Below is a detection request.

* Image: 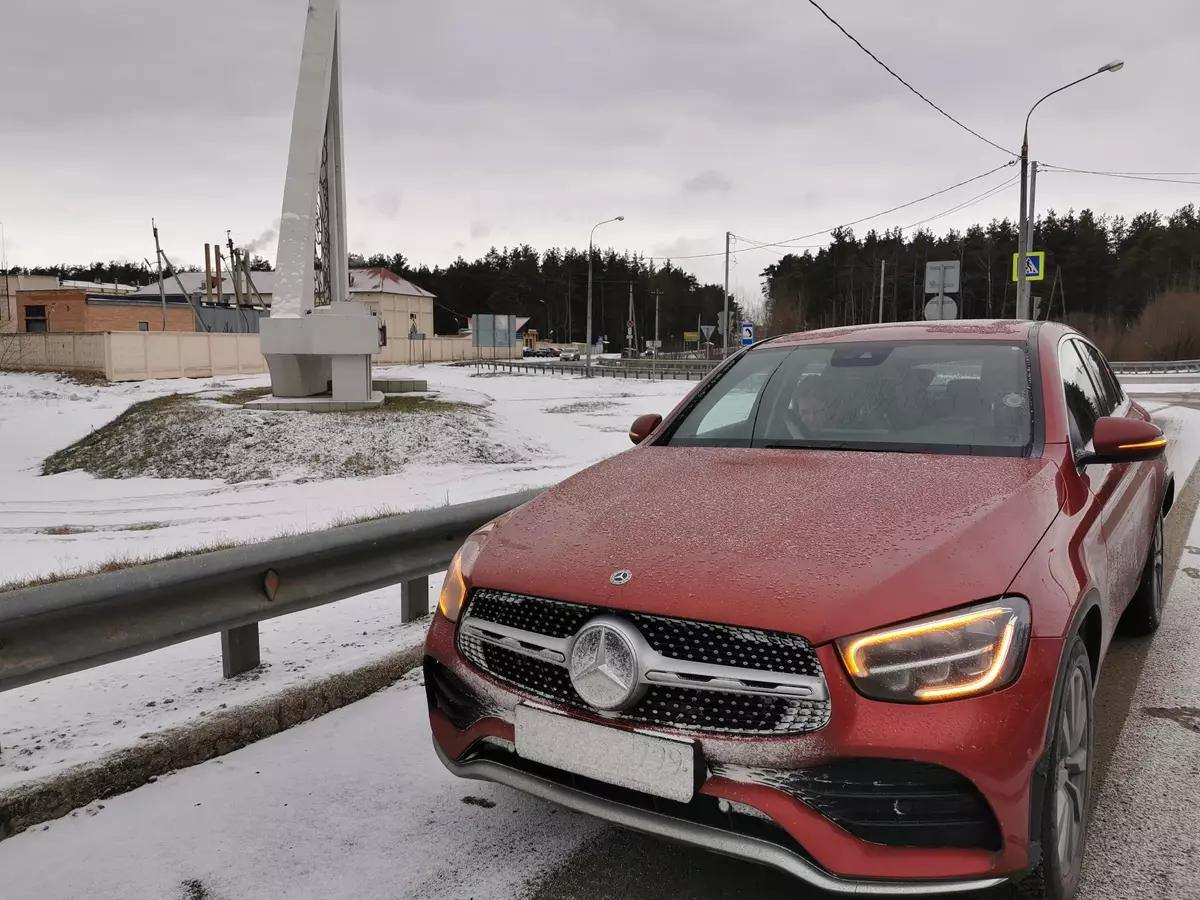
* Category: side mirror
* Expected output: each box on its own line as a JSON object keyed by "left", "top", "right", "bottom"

{"left": 1080, "top": 416, "right": 1167, "bottom": 466}
{"left": 629, "top": 413, "right": 663, "bottom": 445}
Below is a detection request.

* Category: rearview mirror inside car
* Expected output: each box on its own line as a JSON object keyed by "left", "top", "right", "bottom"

{"left": 629, "top": 413, "right": 663, "bottom": 445}
{"left": 1079, "top": 416, "right": 1167, "bottom": 466}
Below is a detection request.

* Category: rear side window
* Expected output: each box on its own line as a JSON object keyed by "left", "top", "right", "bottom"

{"left": 663, "top": 340, "right": 1033, "bottom": 456}
{"left": 1059, "top": 341, "right": 1105, "bottom": 447}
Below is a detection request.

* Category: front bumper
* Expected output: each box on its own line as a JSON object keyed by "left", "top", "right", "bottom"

{"left": 425, "top": 611, "right": 1062, "bottom": 891}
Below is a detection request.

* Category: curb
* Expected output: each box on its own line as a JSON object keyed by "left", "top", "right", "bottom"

{"left": 0, "top": 643, "right": 424, "bottom": 840}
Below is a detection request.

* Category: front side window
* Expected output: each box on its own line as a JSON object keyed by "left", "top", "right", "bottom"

{"left": 664, "top": 340, "right": 1033, "bottom": 456}
{"left": 1059, "top": 341, "right": 1105, "bottom": 448}
{"left": 1076, "top": 341, "right": 1124, "bottom": 414}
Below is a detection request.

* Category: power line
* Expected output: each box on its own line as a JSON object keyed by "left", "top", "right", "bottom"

{"left": 1039, "top": 164, "right": 1200, "bottom": 186}
{"left": 902, "top": 174, "right": 1020, "bottom": 229}
{"left": 645, "top": 161, "right": 1016, "bottom": 263}
{"left": 733, "top": 162, "right": 1018, "bottom": 250}
{"left": 803, "top": 0, "right": 1016, "bottom": 157}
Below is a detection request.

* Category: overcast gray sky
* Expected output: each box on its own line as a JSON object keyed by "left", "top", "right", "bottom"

{"left": 2, "top": 0, "right": 1197, "bottom": 298}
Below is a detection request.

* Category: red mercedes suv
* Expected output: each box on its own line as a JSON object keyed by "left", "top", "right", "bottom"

{"left": 424, "top": 321, "right": 1171, "bottom": 899}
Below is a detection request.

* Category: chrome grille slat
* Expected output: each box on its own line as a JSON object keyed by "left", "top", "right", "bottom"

{"left": 458, "top": 589, "right": 832, "bottom": 736}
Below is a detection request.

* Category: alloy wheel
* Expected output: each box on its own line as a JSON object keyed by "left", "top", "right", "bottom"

{"left": 1054, "top": 666, "right": 1090, "bottom": 876}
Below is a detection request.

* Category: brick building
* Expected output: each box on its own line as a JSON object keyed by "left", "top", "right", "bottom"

{"left": 16, "top": 289, "right": 196, "bottom": 333}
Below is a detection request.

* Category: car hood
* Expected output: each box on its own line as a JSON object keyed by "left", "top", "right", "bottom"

{"left": 470, "top": 447, "right": 1064, "bottom": 645}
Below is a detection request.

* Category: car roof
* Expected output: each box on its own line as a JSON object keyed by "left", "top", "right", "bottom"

{"left": 761, "top": 319, "right": 1068, "bottom": 348}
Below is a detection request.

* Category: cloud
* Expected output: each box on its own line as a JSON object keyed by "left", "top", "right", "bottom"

{"left": 683, "top": 170, "right": 733, "bottom": 193}
{"left": 368, "top": 191, "right": 402, "bottom": 219}
{"left": 469, "top": 221, "right": 493, "bottom": 239}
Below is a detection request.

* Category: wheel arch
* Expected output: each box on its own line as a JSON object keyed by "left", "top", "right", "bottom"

{"left": 1025, "top": 588, "right": 1103, "bottom": 873}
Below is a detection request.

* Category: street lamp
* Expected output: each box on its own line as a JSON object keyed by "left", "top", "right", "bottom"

{"left": 585, "top": 215, "right": 624, "bottom": 377}
{"left": 1016, "top": 60, "right": 1123, "bottom": 318}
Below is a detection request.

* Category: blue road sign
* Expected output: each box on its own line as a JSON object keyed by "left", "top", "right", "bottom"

{"left": 1011, "top": 251, "right": 1046, "bottom": 282}
{"left": 741, "top": 323, "right": 755, "bottom": 346}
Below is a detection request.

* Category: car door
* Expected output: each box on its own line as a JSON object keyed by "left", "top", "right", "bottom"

{"left": 1058, "top": 338, "right": 1114, "bottom": 619}
{"left": 1075, "top": 339, "right": 1156, "bottom": 606}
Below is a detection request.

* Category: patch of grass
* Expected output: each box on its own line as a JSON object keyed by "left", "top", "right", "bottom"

{"left": 213, "top": 386, "right": 273, "bottom": 405}
{"left": 378, "top": 395, "right": 471, "bottom": 414}
{"left": 545, "top": 400, "right": 620, "bottom": 415}
{"left": 0, "top": 541, "right": 245, "bottom": 593}
{"left": 42, "top": 394, "right": 198, "bottom": 478}
{"left": 121, "top": 522, "right": 166, "bottom": 532}
{"left": 39, "top": 525, "right": 92, "bottom": 536}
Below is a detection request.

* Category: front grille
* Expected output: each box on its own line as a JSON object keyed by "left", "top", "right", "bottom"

{"left": 457, "top": 588, "right": 830, "bottom": 736}
{"left": 714, "top": 759, "right": 1002, "bottom": 850}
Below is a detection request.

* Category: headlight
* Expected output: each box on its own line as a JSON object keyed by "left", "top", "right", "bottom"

{"left": 436, "top": 523, "right": 494, "bottom": 622}
{"left": 836, "top": 598, "right": 1031, "bottom": 703}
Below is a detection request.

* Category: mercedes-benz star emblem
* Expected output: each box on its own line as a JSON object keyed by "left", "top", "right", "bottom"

{"left": 609, "top": 569, "right": 633, "bottom": 586}
{"left": 569, "top": 619, "right": 640, "bottom": 710}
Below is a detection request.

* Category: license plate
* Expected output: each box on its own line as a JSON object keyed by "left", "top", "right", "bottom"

{"left": 514, "top": 704, "right": 699, "bottom": 803}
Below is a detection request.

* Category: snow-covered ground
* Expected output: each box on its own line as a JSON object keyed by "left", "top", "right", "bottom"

{"left": 0, "top": 366, "right": 693, "bottom": 790}
{"left": 0, "top": 366, "right": 691, "bottom": 583}
{"left": 2, "top": 680, "right": 604, "bottom": 900}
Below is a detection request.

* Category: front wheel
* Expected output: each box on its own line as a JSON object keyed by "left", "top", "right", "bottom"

{"left": 1120, "top": 512, "right": 1165, "bottom": 636}
{"left": 1017, "top": 636, "right": 1094, "bottom": 900}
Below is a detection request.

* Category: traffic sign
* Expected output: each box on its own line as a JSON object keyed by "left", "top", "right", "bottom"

{"left": 700, "top": 324, "right": 716, "bottom": 341}
{"left": 741, "top": 323, "right": 755, "bottom": 346}
{"left": 923, "top": 296, "right": 959, "bottom": 321}
{"left": 684, "top": 331, "right": 700, "bottom": 343}
{"left": 924, "top": 260, "right": 960, "bottom": 294}
{"left": 1011, "top": 251, "right": 1046, "bottom": 282}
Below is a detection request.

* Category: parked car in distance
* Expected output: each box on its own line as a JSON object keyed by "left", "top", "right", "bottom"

{"left": 424, "top": 320, "right": 1171, "bottom": 900}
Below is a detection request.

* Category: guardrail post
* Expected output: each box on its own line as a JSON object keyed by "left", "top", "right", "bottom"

{"left": 221, "top": 624, "right": 260, "bottom": 677}
{"left": 401, "top": 575, "right": 430, "bottom": 623}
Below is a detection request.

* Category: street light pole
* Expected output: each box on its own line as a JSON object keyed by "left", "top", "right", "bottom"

{"left": 1016, "top": 60, "right": 1124, "bottom": 318}
{"left": 585, "top": 215, "right": 624, "bottom": 377}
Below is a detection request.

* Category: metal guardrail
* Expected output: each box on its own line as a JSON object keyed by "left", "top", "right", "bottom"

{"left": 1111, "top": 359, "right": 1200, "bottom": 375}
{"left": 475, "top": 360, "right": 709, "bottom": 381}
{"left": 0, "top": 489, "right": 541, "bottom": 693}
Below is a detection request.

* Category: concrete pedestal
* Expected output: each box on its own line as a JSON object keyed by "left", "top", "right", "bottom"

{"left": 259, "top": 301, "right": 381, "bottom": 410}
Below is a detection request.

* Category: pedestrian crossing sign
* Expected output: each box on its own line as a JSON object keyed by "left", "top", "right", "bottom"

{"left": 1012, "top": 251, "right": 1046, "bottom": 282}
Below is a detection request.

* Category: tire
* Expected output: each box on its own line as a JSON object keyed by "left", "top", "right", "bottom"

{"left": 1016, "top": 637, "right": 1094, "bottom": 900}
{"left": 1120, "top": 511, "right": 1165, "bottom": 636}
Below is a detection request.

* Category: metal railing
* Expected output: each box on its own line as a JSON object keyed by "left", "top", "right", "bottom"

{"left": 1111, "top": 359, "right": 1200, "bottom": 374}
{"left": 0, "top": 489, "right": 541, "bottom": 693}
{"left": 474, "top": 360, "right": 709, "bottom": 381}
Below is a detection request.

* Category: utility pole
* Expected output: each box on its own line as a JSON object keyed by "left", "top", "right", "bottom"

{"left": 1016, "top": 138, "right": 1029, "bottom": 319}
{"left": 652, "top": 289, "right": 661, "bottom": 373}
{"left": 227, "top": 232, "right": 244, "bottom": 309}
{"left": 566, "top": 269, "right": 572, "bottom": 344}
{"left": 1027, "top": 160, "right": 1038, "bottom": 267}
{"left": 878, "top": 260, "right": 886, "bottom": 323}
{"left": 627, "top": 281, "right": 635, "bottom": 357}
{"left": 722, "top": 231, "right": 731, "bottom": 355}
{"left": 152, "top": 219, "right": 167, "bottom": 331}
{"left": 204, "top": 244, "right": 214, "bottom": 308}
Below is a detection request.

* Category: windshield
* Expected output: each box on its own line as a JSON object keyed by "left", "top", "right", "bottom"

{"left": 664, "top": 340, "right": 1033, "bottom": 456}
